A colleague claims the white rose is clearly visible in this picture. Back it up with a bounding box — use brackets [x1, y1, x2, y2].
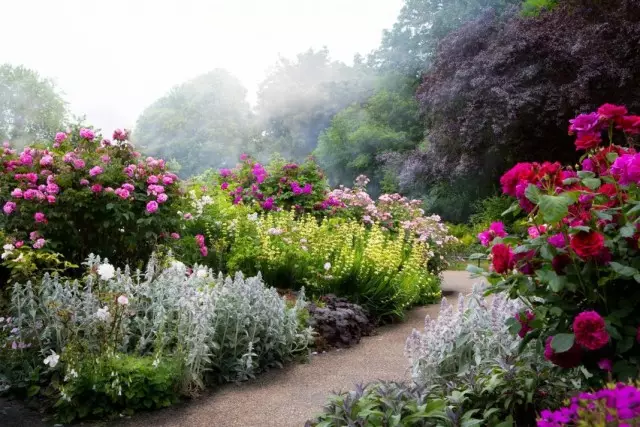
[43, 350, 60, 368]
[96, 306, 110, 322]
[196, 269, 208, 278]
[117, 295, 129, 306]
[324, 262, 331, 271]
[97, 263, 115, 281]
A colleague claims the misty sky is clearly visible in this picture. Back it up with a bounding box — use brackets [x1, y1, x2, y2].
[1, 0, 402, 134]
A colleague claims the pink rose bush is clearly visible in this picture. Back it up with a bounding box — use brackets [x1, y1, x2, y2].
[0, 124, 181, 274]
[474, 104, 640, 379]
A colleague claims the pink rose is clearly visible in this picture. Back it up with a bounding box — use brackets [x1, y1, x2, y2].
[91, 184, 103, 193]
[23, 189, 37, 200]
[19, 152, 33, 165]
[157, 193, 168, 203]
[122, 183, 135, 192]
[33, 238, 46, 249]
[47, 195, 56, 204]
[34, 212, 46, 223]
[104, 187, 114, 193]
[115, 188, 130, 200]
[73, 159, 86, 169]
[3, 202, 16, 215]
[170, 232, 180, 239]
[101, 155, 111, 164]
[162, 176, 173, 185]
[147, 175, 159, 184]
[46, 183, 59, 194]
[54, 132, 67, 143]
[79, 128, 95, 141]
[89, 166, 103, 177]
[80, 179, 90, 186]
[39, 155, 53, 166]
[11, 188, 23, 198]
[15, 241, 23, 248]
[146, 200, 159, 213]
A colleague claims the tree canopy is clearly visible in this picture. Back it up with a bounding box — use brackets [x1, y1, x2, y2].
[0, 64, 67, 147]
[133, 69, 254, 177]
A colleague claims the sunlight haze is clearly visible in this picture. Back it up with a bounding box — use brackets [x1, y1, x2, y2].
[1, 0, 402, 133]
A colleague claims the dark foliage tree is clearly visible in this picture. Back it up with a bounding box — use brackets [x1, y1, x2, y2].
[410, 0, 640, 221]
[133, 69, 254, 177]
[0, 64, 67, 147]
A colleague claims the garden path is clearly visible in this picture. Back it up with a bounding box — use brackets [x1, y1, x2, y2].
[1, 271, 479, 427]
[115, 270, 479, 427]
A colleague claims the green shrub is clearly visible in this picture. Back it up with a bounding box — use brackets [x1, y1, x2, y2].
[54, 354, 182, 423]
[521, 0, 558, 17]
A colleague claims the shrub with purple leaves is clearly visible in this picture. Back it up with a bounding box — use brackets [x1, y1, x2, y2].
[538, 382, 640, 426]
[307, 295, 374, 349]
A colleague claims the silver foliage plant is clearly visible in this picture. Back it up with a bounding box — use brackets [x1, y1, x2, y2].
[404, 283, 525, 386]
[8, 254, 313, 391]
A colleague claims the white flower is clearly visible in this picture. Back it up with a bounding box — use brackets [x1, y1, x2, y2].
[301, 246, 308, 252]
[14, 253, 24, 262]
[267, 227, 283, 235]
[196, 269, 208, 278]
[300, 238, 307, 244]
[3, 244, 14, 252]
[247, 213, 258, 222]
[97, 263, 115, 281]
[117, 295, 129, 306]
[43, 350, 60, 368]
[324, 262, 331, 271]
[152, 357, 160, 368]
[170, 260, 186, 270]
[95, 306, 110, 322]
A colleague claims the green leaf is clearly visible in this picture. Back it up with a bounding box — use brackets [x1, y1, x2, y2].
[27, 385, 40, 397]
[562, 177, 580, 185]
[525, 184, 542, 203]
[609, 262, 639, 277]
[620, 224, 635, 238]
[582, 177, 601, 190]
[551, 333, 575, 353]
[535, 269, 567, 292]
[606, 151, 619, 163]
[627, 202, 640, 216]
[577, 170, 596, 179]
[467, 265, 484, 274]
[538, 195, 570, 223]
[501, 202, 521, 217]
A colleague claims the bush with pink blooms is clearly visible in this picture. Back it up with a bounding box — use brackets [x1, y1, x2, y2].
[217, 154, 328, 214]
[473, 103, 640, 381]
[0, 124, 182, 279]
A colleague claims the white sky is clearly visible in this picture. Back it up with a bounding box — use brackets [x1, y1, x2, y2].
[0, 0, 402, 134]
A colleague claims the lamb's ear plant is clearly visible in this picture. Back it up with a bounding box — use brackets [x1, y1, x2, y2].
[1, 253, 313, 421]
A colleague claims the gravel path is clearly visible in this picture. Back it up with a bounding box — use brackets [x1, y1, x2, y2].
[1, 271, 479, 427]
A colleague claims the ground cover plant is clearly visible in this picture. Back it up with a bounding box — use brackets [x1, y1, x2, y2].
[0, 254, 312, 422]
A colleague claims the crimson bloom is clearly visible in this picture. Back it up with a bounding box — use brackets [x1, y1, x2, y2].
[570, 231, 605, 259]
[491, 243, 514, 274]
[597, 103, 628, 119]
[544, 336, 582, 368]
[573, 311, 609, 351]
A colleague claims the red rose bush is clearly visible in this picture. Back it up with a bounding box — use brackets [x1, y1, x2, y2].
[474, 104, 640, 379]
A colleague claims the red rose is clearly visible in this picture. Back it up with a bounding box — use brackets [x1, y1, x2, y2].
[551, 254, 571, 275]
[544, 336, 582, 368]
[573, 310, 609, 350]
[491, 243, 514, 274]
[574, 133, 601, 151]
[597, 103, 628, 119]
[570, 231, 605, 259]
[616, 115, 640, 135]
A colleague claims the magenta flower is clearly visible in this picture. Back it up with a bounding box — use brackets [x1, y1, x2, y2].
[170, 232, 180, 239]
[54, 132, 67, 143]
[221, 182, 229, 190]
[11, 188, 23, 198]
[195, 234, 205, 247]
[91, 184, 103, 193]
[240, 153, 248, 161]
[122, 183, 135, 192]
[15, 241, 23, 248]
[146, 200, 159, 213]
[19, 152, 33, 165]
[101, 155, 111, 164]
[252, 163, 267, 184]
[89, 166, 103, 177]
[72, 159, 86, 169]
[157, 193, 168, 203]
[302, 183, 312, 194]
[33, 238, 46, 249]
[200, 246, 208, 257]
[39, 155, 53, 167]
[162, 176, 173, 185]
[147, 175, 159, 184]
[478, 222, 507, 246]
[219, 168, 232, 178]
[3, 202, 16, 215]
[79, 128, 95, 141]
[29, 231, 39, 241]
[262, 197, 275, 211]
[23, 189, 37, 200]
[46, 183, 59, 194]
[79, 179, 90, 186]
[114, 188, 130, 199]
[548, 233, 568, 248]
[611, 153, 640, 186]
[568, 112, 601, 135]
[46, 195, 56, 204]
[34, 212, 46, 223]
[597, 358, 612, 371]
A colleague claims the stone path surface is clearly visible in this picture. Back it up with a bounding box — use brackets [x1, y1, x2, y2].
[1, 271, 479, 427]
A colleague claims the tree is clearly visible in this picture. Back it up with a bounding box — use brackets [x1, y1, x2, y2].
[315, 74, 423, 196]
[370, 0, 522, 76]
[133, 69, 254, 177]
[0, 64, 67, 147]
[410, 0, 640, 220]
[256, 48, 376, 161]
